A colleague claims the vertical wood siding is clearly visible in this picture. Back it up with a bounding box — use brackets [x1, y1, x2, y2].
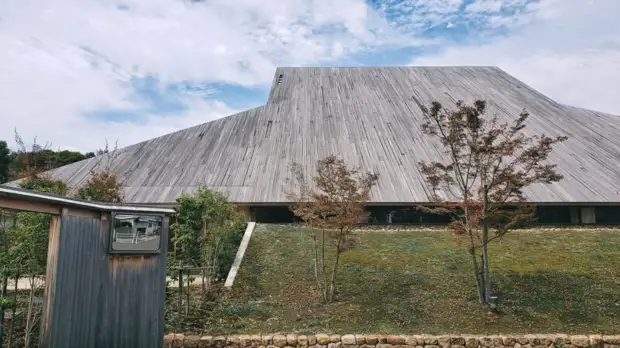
[40, 212, 168, 348]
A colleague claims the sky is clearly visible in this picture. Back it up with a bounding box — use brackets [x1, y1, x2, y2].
[1, 0, 619, 152]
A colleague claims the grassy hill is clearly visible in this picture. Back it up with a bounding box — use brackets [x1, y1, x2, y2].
[207, 224, 620, 335]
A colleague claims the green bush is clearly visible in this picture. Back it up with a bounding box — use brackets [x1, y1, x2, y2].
[217, 222, 246, 280]
[170, 187, 246, 280]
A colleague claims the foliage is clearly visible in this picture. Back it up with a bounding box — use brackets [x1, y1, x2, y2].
[5, 135, 69, 280]
[19, 175, 68, 196]
[0, 141, 10, 184]
[0, 174, 67, 348]
[1, 130, 97, 183]
[75, 141, 124, 203]
[166, 187, 245, 332]
[75, 171, 123, 202]
[9, 175, 68, 275]
[4, 213, 50, 276]
[215, 223, 246, 280]
[6, 131, 92, 181]
[417, 100, 567, 306]
[0, 132, 113, 347]
[284, 155, 378, 303]
[171, 187, 245, 280]
[0, 132, 71, 348]
[210, 225, 620, 335]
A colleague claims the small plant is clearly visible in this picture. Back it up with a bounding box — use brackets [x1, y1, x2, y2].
[284, 155, 378, 303]
[75, 141, 124, 203]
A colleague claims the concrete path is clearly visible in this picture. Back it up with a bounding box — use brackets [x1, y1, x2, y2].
[8, 277, 45, 290]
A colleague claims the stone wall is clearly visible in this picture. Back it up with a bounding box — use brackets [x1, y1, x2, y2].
[163, 334, 620, 348]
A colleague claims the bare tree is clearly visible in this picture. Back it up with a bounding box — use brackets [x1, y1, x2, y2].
[285, 155, 378, 303]
[417, 100, 567, 307]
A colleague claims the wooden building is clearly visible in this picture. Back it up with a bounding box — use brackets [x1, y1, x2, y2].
[7, 67, 620, 224]
[0, 185, 174, 348]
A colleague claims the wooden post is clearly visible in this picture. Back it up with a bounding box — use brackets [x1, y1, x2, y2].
[40, 215, 61, 346]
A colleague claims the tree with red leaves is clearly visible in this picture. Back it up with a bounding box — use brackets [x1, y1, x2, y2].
[417, 99, 567, 307]
[285, 155, 378, 303]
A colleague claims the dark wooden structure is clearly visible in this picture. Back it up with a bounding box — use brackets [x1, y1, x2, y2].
[0, 186, 175, 348]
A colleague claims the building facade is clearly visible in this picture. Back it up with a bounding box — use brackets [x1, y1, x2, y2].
[7, 67, 620, 225]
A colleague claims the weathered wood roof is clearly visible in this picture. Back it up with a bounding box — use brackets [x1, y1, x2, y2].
[12, 66, 620, 204]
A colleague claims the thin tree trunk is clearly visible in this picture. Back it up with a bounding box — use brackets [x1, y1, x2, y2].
[210, 244, 216, 283]
[328, 234, 344, 302]
[214, 238, 222, 280]
[481, 242, 490, 302]
[0, 274, 7, 348]
[468, 243, 484, 304]
[464, 204, 485, 304]
[7, 273, 19, 348]
[481, 185, 492, 305]
[310, 229, 325, 303]
[24, 276, 36, 348]
[0, 214, 9, 347]
[321, 229, 328, 302]
[201, 268, 206, 295]
[186, 274, 190, 315]
[177, 269, 183, 322]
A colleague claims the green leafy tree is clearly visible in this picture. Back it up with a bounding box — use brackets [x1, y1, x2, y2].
[0, 209, 16, 346]
[0, 132, 109, 346]
[171, 187, 245, 283]
[0, 132, 69, 347]
[285, 155, 378, 303]
[19, 175, 69, 195]
[5, 130, 96, 181]
[38, 149, 90, 168]
[166, 187, 245, 330]
[0, 141, 10, 184]
[3, 175, 68, 347]
[417, 100, 567, 307]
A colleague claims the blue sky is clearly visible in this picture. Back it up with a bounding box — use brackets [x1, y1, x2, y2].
[1, 0, 619, 151]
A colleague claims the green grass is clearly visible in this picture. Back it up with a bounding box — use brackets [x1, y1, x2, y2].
[206, 225, 620, 335]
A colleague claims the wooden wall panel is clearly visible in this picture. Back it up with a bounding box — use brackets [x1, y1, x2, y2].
[40, 212, 168, 348]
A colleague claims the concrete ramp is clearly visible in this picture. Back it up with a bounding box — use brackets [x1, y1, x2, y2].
[224, 222, 256, 289]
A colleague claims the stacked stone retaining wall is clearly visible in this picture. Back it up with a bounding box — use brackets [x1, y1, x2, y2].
[164, 333, 620, 348]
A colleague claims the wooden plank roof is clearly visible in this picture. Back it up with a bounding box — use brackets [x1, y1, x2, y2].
[10, 66, 620, 204]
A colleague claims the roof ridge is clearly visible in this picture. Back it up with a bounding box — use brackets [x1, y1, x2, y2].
[274, 65, 500, 69]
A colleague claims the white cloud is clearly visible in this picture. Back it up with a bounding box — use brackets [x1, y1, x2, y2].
[380, 0, 465, 30]
[64, 99, 238, 153]
[1, 0, 618, 155]
[465, 0, 529, 14]
[411, 0, 620, 115]
[0, 0, 416, 152]
[465, 0, 504, 13]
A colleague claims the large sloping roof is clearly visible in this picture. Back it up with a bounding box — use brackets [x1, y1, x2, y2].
[13, 66, 620, 204]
